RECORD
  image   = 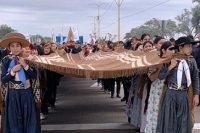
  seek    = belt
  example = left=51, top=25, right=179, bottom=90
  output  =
left=8, top=82, right=26, bottom=89
left=168, top=83, right=187, bottom=91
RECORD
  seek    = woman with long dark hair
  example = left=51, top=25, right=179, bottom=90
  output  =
left=145, top=41, right=174, bottom=133
left=156, top=37, right=199, bottom=133
left=130, top=41, right=154, bottom=132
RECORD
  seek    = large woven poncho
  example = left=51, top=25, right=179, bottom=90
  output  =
left=27, top=49, right=162, bottom=79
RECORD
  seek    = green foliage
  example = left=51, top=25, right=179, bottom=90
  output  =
left=0, top=24, right=15, bottom=39
left=30, top=34, right=44, bottom=44
left=125, top=1, right=200, bottom=40
left=165, top=19, right=177, bottom=37
left=43, top=37, right=52, bottom=42
left=30, top=35, right=52, bottom=44
left=191, top=5, right=200, bottom=34
left=193, top=0, right=200, bottom=3
left=124, top=18, right=177, bottom=39
left=176, top=9, right=194, bottom=35
left=128, top=26, right=153, bottom=39
left=176, top=1, right=200, bottom=35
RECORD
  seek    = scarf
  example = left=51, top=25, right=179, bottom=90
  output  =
left=7, top=57, right=26, bottom=86
left=177, top=59, right=191, bottom=89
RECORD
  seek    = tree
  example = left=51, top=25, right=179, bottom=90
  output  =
left=127, top=26, right=153, bottom=39
left=30, top=35, right=53, bottom=44
left=143, top=18, right=161, bottom=35
left=124, top=33, right=132, bottom=39
left=191, top=6, right=200, bottom=34
left=30, top=35, right=44, bottom=45
left=124, top=18, right=177, bottom=39
left=176, top=9, right=194, bottom=35
left=43, top=37, right=52, bottom=42
left=165, top=19, right=178, bottom=38
left=0, top=24, right=15, bottom=39
left=193, top=0, right=200, bottom=3
left=191, top=5, right=200, bottom=34
left=124, top=18, right=161, bottom=39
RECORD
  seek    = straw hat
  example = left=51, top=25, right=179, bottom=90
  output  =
left=0, top=32, right=29, bottom=48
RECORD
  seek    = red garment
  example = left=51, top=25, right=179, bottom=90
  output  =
left=6, top=48, right=10, bottom=55
left=84, top=49, right=90, bottom=57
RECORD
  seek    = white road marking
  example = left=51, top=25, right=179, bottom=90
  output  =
left=90, top=82, right=122, bottom=88
left=90, top=82, right=100, bottom=87
left=42, top=123, right=134, bottom=131
left=194, top=123, right=200, bottom=129
left=41, top=123, right=200, bottom=131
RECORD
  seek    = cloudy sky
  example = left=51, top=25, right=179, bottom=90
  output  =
left=0, top=0, right=196, bottom=41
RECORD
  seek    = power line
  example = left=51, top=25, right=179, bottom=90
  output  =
left=100, top=0, right=115, bottom=19
left=88, top=16, right=97, bottom=34
left=88, top=1, right=115, bottom=38
left=101, top=0, right=170, bottom=29
left=101, top=21, right=116, bottom=29
left=88, top=3, right=105, bottom=39
left=121, top=0, right=170, bottom=19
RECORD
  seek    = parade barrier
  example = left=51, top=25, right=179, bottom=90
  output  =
left=27, top=49, right=162, bottom=79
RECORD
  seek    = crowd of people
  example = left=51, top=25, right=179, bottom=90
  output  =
left=0, top=32, right=200, bottom=133
left=124, top=34, right=200, bottom=133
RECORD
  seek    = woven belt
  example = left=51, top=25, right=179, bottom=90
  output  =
left=168, top=83, right=187, bottom=91
left=168, top=84, right=188, bottom=91
left=8, top=82, right=25, bottom=89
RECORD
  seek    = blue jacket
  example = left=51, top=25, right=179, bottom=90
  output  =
left=1, top=55, right=37, bottom=84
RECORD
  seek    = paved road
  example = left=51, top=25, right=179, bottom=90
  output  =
left=42, top=77, right=200, bottom=133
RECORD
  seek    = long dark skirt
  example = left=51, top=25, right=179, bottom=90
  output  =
left=156, top=89, right=192, bottom=133
left=131, top=91, right=142, bottom=128
left=4, top=88, right=40, bottom=133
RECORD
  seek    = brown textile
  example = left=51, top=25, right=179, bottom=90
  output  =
left=137, top=75, right=148, bottom=98
left=27, top=49, right=162, bottom=79
left=188, top=85, right=195, bottom=127
left=26, top=49, right=193, bottom=79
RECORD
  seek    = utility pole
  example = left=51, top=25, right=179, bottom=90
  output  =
left=97, top=6, right=100, bottom=40
left=89, top=3, right=104, bottom=41
left=161, top=20, right=166, bottom=37
left=93, top=16, right=97, bottom=35
left=115, top=0, right=124, bottom=42
left=51, top=28, right=54, bottom=42
left=88, top=16, right=97, bottom=34
left=60, top=26, right=64, bottom=43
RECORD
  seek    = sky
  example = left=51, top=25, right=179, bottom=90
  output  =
left=0, top=0, right=196, bottom=41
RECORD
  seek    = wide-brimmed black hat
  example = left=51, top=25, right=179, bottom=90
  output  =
left=191, top=39, right=200, bottom=44
left=175, top=36, right=200, bottom=47
left=175, top=36, right=191, bottom=47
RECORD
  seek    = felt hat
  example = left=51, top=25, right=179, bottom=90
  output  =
left=175, top=36, right=200, bottom=47
left=0, top=32, right=29, bottom=48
